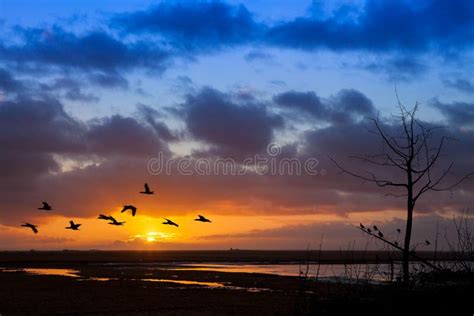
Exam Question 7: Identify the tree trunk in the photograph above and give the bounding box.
[403,164,414,286]
[403,198,414,285]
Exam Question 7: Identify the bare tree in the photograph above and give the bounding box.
[330,101,472,285]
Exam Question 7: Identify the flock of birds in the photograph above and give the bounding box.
[21,183,212,234]
[20,183,433,248]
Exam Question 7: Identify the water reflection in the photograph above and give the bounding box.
[1,262,431,285]
[171,262,427,282]
[1,268,79,278]
[171,263,305,276]
[142,278,225,287]
[141,279,271,292]
[0,267,270,291]
[82,277,117,282]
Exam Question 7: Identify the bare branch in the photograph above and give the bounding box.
[329,155,408,188]
[412,136,447,184]
[413,165,473,202]
[349,154,407,171]
[431,172,474,192]
[369,118,409,159]
[355,226,441,271]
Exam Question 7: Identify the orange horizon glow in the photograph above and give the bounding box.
[1,206,446,251]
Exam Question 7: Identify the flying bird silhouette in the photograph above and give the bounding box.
[108,216,125,226]
[66,220,81,231]
[162,218,179,227]
[194,215,212,223]
[97,214,112,221]
[139,183,154,195]
[425,240,431,245]
[121,205,137,216]
[38,202,52,211]
[21,223,38,234]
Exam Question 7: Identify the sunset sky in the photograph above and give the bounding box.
[0,0,473,250]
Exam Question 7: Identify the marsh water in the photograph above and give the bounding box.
[0,261,432,285]
[0,250,455,293]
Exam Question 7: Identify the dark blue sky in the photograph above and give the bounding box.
[1,0,473,121]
